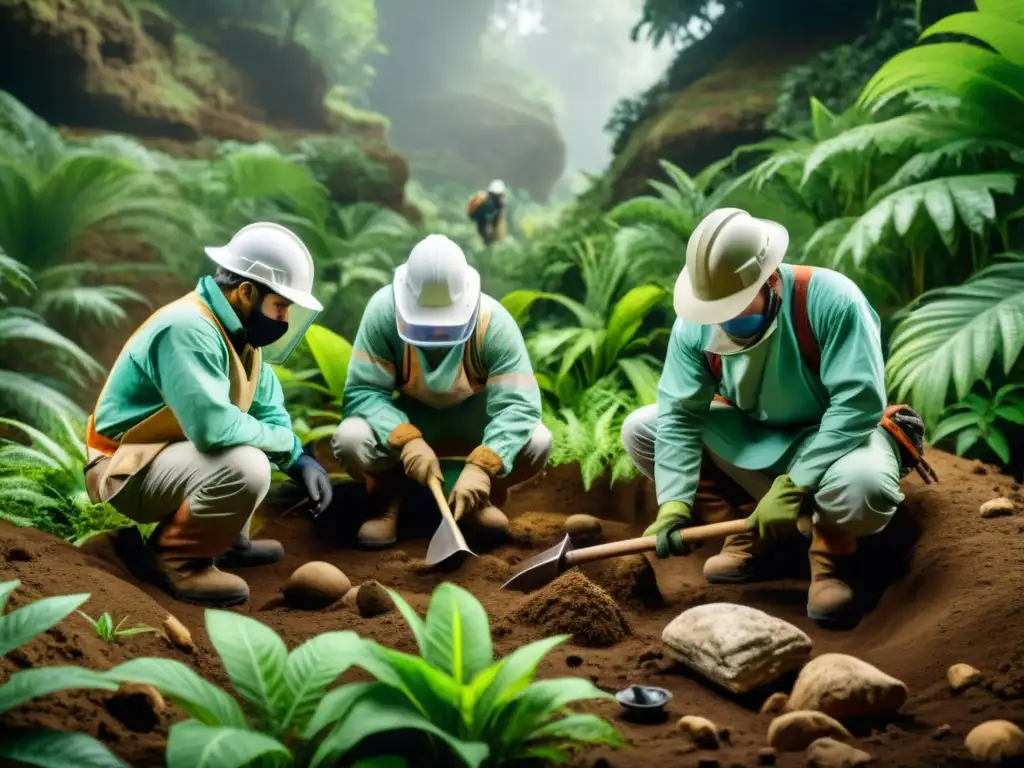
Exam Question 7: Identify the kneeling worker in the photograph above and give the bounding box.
[334,233,550,547]
[622,208,930,625]
[85,222,333,606]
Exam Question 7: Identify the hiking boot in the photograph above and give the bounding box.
[703,530,764,583]
[463,504,509,542]
[358,471,406,549]
[215,532,284,569]
[807,525,857,625]
[152,557,251,607]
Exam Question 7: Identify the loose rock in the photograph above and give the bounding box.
[767,711,852,752]
[356,579,393,617]
[980,497,1016,518]
[565,514,603,541]
[760,692,790,715]
[163,614,193,651]
[676,715,720,749]
[283,561,351,610]
[806,737,873,767]
[756,747,777,765]
[964,720,1024,762]
[662,603,812,694]
[947,663,983,693]
[932,724,952,740]
[787,653,907,720]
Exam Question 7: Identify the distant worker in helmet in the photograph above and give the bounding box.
[84,222,333,607]
[467,179,508,246]
[334,233,550,548]
[621,208,929,627]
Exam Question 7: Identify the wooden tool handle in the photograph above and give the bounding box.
[564,518,749,568]
[428,477,457,523]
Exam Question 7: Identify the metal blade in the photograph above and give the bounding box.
[500,533,574,592]
[424,519,475,568]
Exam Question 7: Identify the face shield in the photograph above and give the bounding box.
[395,299,480,348]
[258,302,320,364]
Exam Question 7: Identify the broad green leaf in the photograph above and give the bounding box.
[304,324,353,397]
[310,686,489,768]
[364,643,461,730]
[500,290,598,328]
[602,285,667,366]
[352,758,407,768]
[423,583,492,684]
[385,589,428,656]
[278,630,363,731]
[0,591,89,657]
[165,721,290,768]
[494,677,613,747]
[983,426,1011,463]
[616,357,660,405]
[801,114,938,184]
[304,682,381,741]
[527,713,628,747]
[474,635,568,731]
[107,658,248,727]
[976,0,1024,22]
[995,405,1024,425]
[0,667,118,715]
[204,609,288,720]
[0,729,128,768]
[956,426,983,455]
[921,12,1024,65]
[0,579,18,613]
[931,411,982,442]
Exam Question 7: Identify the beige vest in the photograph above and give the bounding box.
[84,293,261,503]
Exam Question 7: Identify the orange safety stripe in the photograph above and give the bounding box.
[85,413,119,456]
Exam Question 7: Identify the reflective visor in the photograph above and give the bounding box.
[260,304,320,364]
[396,303,479,348]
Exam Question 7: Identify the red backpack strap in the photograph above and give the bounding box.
[789,265,820,376]
[704,351,722,382]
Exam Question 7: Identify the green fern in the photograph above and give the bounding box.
[885,254,1024,426]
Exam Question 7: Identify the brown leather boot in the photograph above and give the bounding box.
[703,529,765,583]
[357,470,406,549]
[807,525,857,624]
[463,505,510,541]
[145,501,250,607]
[215,532,284,569]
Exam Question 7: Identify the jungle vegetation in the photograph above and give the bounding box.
[0,0,1021,552]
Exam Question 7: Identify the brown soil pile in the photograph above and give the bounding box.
[1,449,1023,767]
[585,554,665,609]
[511,570,632,647]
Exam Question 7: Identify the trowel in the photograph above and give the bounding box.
[424,476,477,569]
[501,518,750,592]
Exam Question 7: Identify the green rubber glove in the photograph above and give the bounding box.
[644,501,698,558]
[745,474,810,541]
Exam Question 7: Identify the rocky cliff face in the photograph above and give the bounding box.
[604,22,857,203]
[0,0,409,212]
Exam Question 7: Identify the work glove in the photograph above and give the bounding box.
[745,474,810,541]
[449,445,503,520]
[400,437,443,487]
[644,501,699,558]
[288,455,333,517]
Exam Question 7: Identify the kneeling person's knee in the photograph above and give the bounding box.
[814,468,901,538]
[215,445,272,507]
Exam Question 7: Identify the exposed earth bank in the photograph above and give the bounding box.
[1,449,1023,767]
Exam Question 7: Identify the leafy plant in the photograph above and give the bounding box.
[0,580,126,768]
[931,382,1024,464]
[307,583,628,767]
[107,610,364,767]
[77,611,159,644]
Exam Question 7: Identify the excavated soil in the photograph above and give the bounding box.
[1,449,1024,767]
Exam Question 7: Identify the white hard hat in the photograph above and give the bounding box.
[205,222,323,363]
[393,234,481,347]
[487,179,506,195]
[673,208,789,325]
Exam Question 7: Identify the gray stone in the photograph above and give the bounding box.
[661,603,812,694]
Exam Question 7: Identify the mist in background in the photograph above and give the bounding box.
[492,0,676,185]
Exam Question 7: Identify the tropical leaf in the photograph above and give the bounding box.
[885,255,1024,425]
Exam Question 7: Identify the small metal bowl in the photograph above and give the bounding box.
[614,684,673,712]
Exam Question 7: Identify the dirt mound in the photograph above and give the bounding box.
[508,510,567,549]
[585,554,665,609]
[1,449,1024,767]
[511,570,632,647]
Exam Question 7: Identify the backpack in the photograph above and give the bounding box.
[704,265,938,484]
[467,192,487,217]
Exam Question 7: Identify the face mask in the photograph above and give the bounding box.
[245,306,288,348]
[720,313,767,339]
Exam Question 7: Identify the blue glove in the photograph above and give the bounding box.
[287,455,333,517]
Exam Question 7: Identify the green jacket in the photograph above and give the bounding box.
[654,264,887,506]
[342,286,542,476]
[93,277,302,469]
